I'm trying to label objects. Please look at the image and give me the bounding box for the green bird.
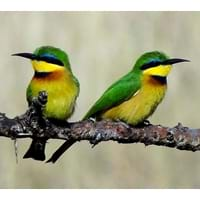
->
[83,51,188,124]
[46,51,189,163]
[13,46,79,161]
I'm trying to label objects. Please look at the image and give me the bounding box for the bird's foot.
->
[136,120,152,128]
[143,119,151,126]
[26,91,48,127]
[88,117,96,123]
[32,91,48,116]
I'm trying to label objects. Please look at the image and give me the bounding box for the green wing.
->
[83,71,141,119]
[26,84,33,106]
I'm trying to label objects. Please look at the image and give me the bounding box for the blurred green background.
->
[0,12,199,188]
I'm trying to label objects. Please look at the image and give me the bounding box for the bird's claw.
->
[88,117,96,123]
[143,120,151,126]
[37,91,48,106]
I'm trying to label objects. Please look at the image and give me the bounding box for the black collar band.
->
[34,71,52,78]
[151,75,167,84]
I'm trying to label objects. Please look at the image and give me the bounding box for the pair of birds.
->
[12,46,189,163]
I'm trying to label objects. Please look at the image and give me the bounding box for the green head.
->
[133,51,189,77]
[12,46,72,73]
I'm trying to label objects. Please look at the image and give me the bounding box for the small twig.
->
[14,139,18,164]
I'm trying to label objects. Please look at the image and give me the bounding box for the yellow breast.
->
[102,75,167,125]
[28,69,79,120]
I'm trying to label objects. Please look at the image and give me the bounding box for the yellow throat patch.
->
[143,65,172,77]
[31,60,64,72]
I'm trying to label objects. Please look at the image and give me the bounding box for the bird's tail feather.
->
[46,140,76,163]
[23,139,47,161]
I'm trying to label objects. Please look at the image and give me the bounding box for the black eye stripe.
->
[141,58,189,70]
[35,56,64,66]
[141,61,162,70]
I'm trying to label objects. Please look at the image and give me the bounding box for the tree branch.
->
[0,91,200,155]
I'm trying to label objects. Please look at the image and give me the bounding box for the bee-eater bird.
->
[46,51,189,163]
[12,46,79,161]
[83,51,189,124]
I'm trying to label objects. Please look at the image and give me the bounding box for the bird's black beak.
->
[12,53,37,60]
[162,58,190,65]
